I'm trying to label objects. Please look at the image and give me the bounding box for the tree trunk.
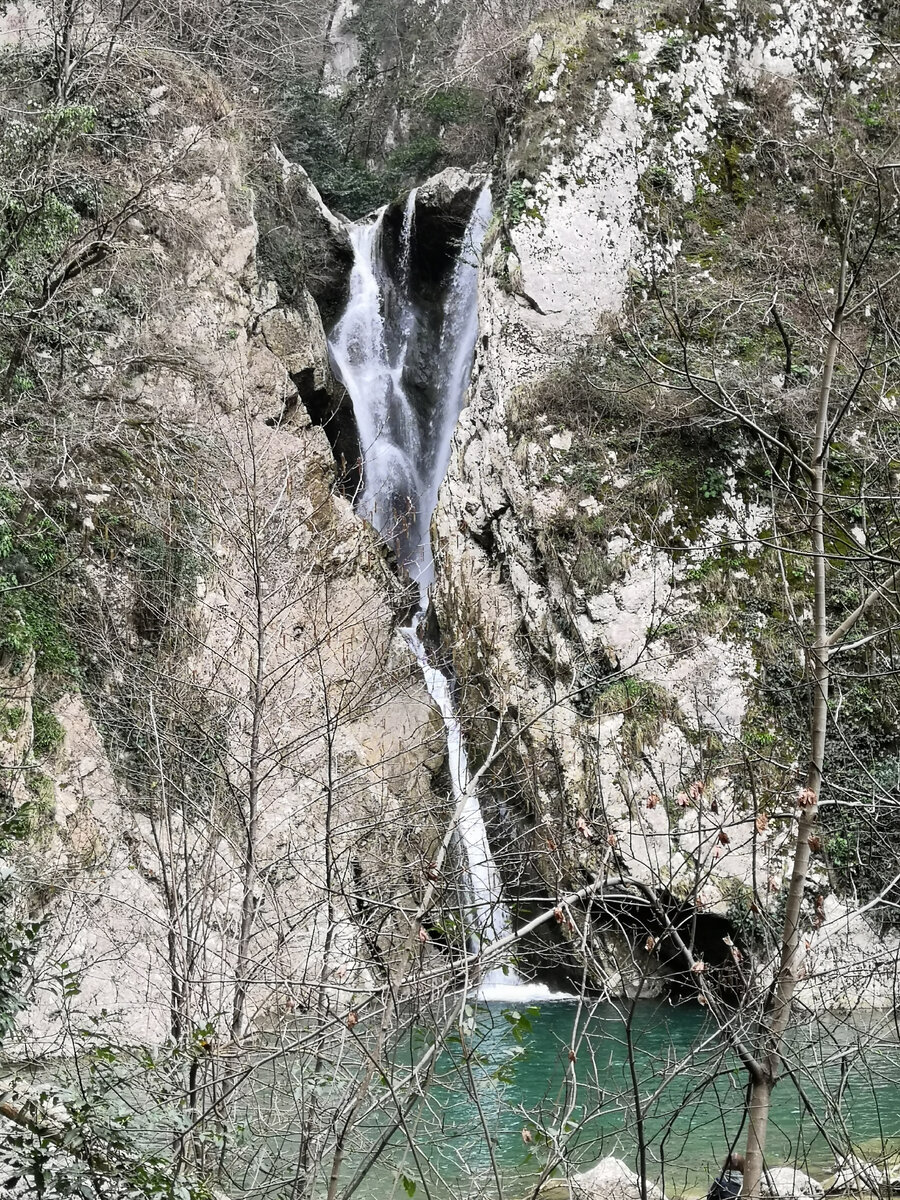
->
[742,275,843,1199]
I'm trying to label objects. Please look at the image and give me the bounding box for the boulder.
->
[414,167,484,226]
[389,168,486,303]
[259,295,330,387]
[761,1167,824,1199]
[568,1156,667,1200]
[257,291,360,476]
[831,1155,886,1193]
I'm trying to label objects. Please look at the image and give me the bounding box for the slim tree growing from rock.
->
[632,140,900,1195]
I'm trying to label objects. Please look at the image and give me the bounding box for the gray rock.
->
[415,167,484,224]
[567,1156,667,1200]
[761,1167,824,1199]
[257,147,354,329]
[831,1155,886,1193]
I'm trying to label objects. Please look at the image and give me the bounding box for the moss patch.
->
[595,676,680,761]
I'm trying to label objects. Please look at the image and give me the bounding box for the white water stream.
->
[328,188,556,1001]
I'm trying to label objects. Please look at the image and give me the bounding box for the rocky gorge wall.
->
[3,0,900,1055]
[0,36,446,1047]
[431,0,900,1006]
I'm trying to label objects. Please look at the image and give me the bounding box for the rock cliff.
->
[432,0,900,1005]
[0,46,444,1046]
[3,0,900,1046]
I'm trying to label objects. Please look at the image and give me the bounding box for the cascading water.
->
[329,187,556,1001]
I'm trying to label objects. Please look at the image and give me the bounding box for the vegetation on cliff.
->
[3,1,900,1200]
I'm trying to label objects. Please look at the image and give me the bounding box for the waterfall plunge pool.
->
[350,997,900,1200]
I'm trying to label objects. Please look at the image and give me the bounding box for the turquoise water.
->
[359,998,900,1200]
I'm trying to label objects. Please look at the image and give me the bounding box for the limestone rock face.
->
[24,692,172,1046]
[508,92,643,329]
[0,0,47,46]
[432,259,770,989]
[258,294,330,387]
[432,0,892,1000]
[6,121,443,1049]
[258,147,355,328]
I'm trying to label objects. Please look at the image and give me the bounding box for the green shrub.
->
[278,86,392,217]
[387,135,441,176]
[504,181,544,228]
[0,793,42,1037]
[25,768,55,814]
[0,491,77,679]
[654,37,685,71]
[506,181,527,226]
[423,87,477,124]
[31,702,64,758]
[0,586,78,678]
[699,466,727,500]
[642,165,673,194]
[0,705,24,737]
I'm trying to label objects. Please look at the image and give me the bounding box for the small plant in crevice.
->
[642,165,674,195]
[31,703,65,759]
[699,466,727,501]
[595,676,679,761]
[506,180,528,226]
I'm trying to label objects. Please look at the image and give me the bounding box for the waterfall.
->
[328,214,424,571]
[329,186,556,1001]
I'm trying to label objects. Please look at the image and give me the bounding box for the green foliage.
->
[721,880,768,954]
[0,1054,221,1200]
[0,104,98,394]
[0,585,78,678]
[504,180,543,229]
[501,1004,540,1045]
[702,138,751,203]
[642,165,673,194]
[654,37,685,71]
[506,181,527,226]
[279,78,481,218]
[278,88,392,216]
[0,796,42,1041]
[0,704,24,737]
[32,702,65,758]
[387,135,441,176]
[0,491,77,680]
[699,466,726,501]
[22,770,56,846]
[126,519,201,647]
[826,833,853,870]
[595,677,678,760]
[25,768,55,810]
[423,86,477,124]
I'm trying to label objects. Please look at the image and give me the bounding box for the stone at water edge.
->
[830,1154,887,1193]
[539,1155,667,1200]
[761,1167,825,1199]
